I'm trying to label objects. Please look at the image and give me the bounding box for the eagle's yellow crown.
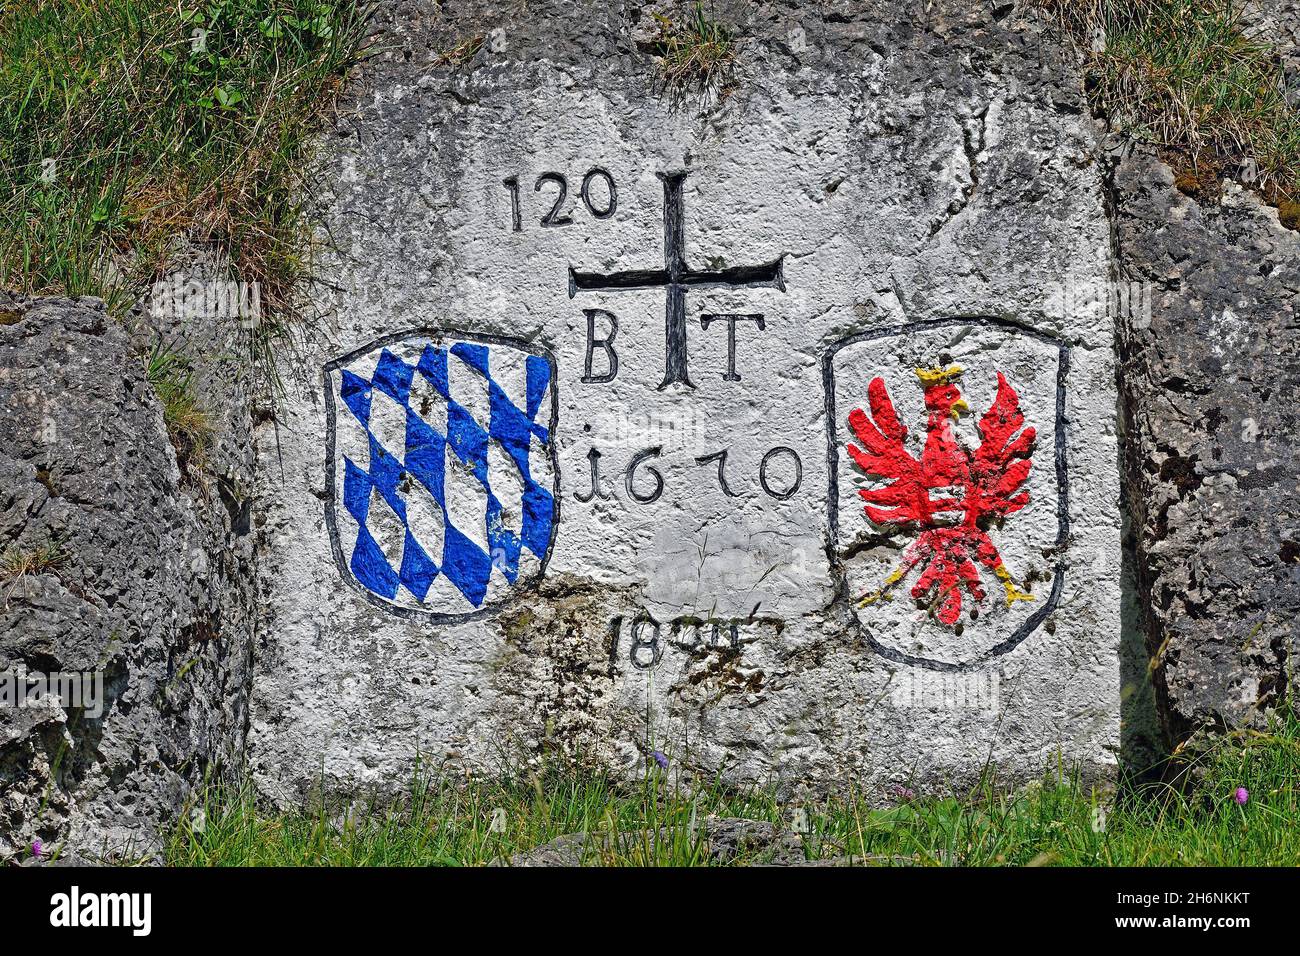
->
[914,364,964,387]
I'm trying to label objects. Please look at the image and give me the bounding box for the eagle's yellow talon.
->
[994,563,1034,607]
[858,565,907,606]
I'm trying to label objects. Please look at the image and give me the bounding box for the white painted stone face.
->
[250,31,1123,799]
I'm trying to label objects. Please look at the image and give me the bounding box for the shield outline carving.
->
[822,315,1070,672]
[323,327,562,623]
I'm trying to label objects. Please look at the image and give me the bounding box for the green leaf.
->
[213,85,244,110]
[90,195,118,228]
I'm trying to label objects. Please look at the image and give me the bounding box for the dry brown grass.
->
[438,33,484,66]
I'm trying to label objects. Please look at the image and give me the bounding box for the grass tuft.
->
[164,707,1300,866]
[146,343,212,469]
[0,538,70,584]
[438,33,484,67]
[650,3,737,101]
[0,0,370,356]
[1040,0,1300,215]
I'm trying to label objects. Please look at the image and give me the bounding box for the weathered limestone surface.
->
[1111,149,1300,741]
[1242,0,1300,101]
[249,0,1122,801]
[0,294,255,862]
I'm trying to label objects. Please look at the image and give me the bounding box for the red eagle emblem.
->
[846,365,1037,627]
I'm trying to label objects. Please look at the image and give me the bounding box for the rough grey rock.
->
[1110,149,1300,742]
[0,294,255,863]
[1241,0,1300,104]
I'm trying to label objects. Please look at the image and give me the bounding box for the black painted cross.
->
[568,171,785,390]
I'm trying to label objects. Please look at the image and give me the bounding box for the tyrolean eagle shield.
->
[824,317,1068,670]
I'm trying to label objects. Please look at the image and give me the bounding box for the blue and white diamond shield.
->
[324,331,559,618]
